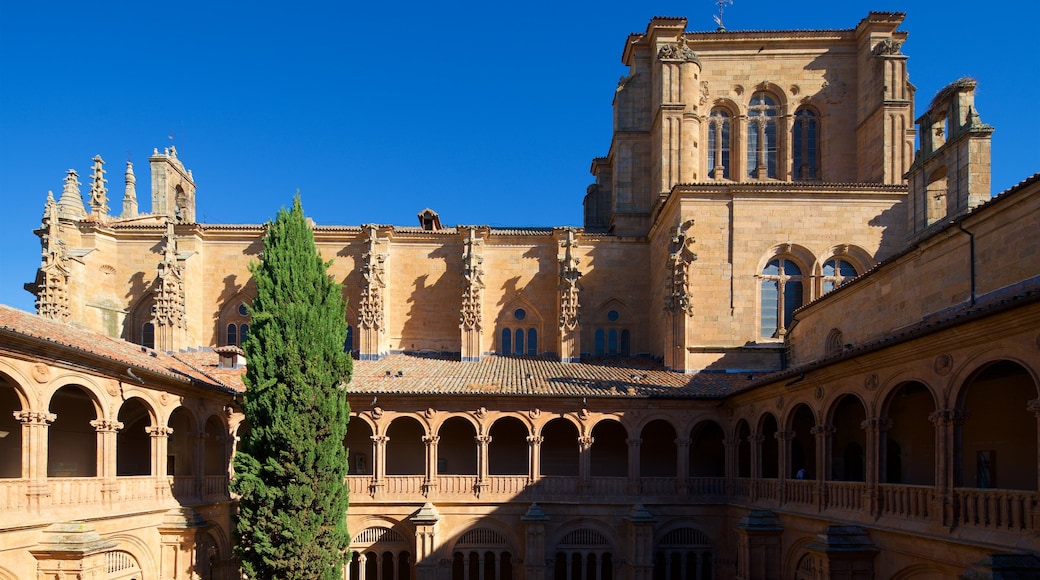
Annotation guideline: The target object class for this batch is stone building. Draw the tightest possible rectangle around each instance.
[2,11,1039,580]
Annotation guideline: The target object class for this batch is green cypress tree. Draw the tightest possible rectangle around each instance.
[231,195,352,579]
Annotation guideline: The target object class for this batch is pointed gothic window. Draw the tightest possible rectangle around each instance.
[793,108,820,180]
[747,93,778,179]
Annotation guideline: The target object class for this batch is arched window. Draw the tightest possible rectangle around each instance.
[792,108,820,180]
[822,258,858,293]
[226,323,238,347]
[707,108,731,179]
[760,258,803,338]
[498,307,538,356]
[344,324,354,353]
[220,298,252,347]
[501,329,511,355]
[527,328,537,356]
[747,93,778,179]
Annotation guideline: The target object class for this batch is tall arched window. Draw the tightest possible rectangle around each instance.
[793,108,820,180]
[707,108,730,179]
[747,93,778,179]
[822,258,858,293]
[142,322,155,349]
[760,258,803,338]
[499,308,538,356]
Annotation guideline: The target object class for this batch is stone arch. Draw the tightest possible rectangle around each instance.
[786,403,816,479]
[0,368,28,478]
[167,405,198,479]
[590,417,628,477]
[0,362,32,411]
[735,418,752,478]
[450,521,518,580]
[344,413,374,475]
[783,537,817,580]
[541,416,579,476]
[688,419,725,477]
[47,383,101,477]
[347,521,414,580]
[106,534,156,580]
[438,416,478,475]
[125,287,158,347]
[488,415,529,476]
[640,418,678,477]
[202,413,228,477]
[955,359,1038,490]
[116,396,155,476]
[757,412,780,478]
[0,567,19,580]
[826,393,868,481]
[748,81,790,110]
[551,521,617,580]
[653,524,714,580]
[385,415,426,476]
[890,563,955,580]
[879,381,937,485]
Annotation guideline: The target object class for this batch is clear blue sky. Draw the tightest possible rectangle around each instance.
[2,1,1038,313]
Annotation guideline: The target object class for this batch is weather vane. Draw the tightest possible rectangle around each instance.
[714,0,733,32]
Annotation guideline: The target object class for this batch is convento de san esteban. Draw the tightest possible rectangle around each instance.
[2,10,1039,580]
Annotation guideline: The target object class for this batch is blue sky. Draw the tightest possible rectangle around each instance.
[2,1,1038,313]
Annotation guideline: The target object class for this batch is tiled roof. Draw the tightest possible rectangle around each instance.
[0,305,236,394]
[347,353,753,399]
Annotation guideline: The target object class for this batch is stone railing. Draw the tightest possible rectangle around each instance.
[49,478,102,507]
[589,476,628,496]
[170,476,196,498]
[383,475,424,496]
[755,478,779,501]
[641,477,678,496]
[203,475,229,500]
[784,480,814,505]
[485,475,528,497]
[955,487,1036,531]
[688,477,727,497]
[733,478,753,499]
[878,483,930,520]
[117,475,155,502]
[0,479,28,511]
[824,481,866,511]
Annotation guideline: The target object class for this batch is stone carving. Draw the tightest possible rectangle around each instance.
[31,363,49,383]
[155,220,187,333]
[460,227,485,331]
[864,373,879,391]
[90,419,123,432]
[529,408,541,419]
[578,408,590,421]
[424,407,436,420]
[475,406,488,419]
[664,219,697,316]
[933,353,953,375]
[159,392,170,406]
[775,396,784,410]
[657,42,700,64]
[88,155,108,217]
[371,406,384,419]
[558,228,582,331]
[35,192,71,321]
[146,425,174,437]
[700,80,710,105]
[872,38,903,56]
[814,385,824,400]
[15,411,56,425]
[359,225,387,332]
[616,74,636,93]
[928,408,969,426]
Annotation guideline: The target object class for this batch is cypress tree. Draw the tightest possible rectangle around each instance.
[231,195,352,579]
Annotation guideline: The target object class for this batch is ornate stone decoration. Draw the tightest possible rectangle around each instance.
[90,419,123,432]
[864,373,879,391]
[528,408,541,419]
[88,155,108,218]
[664,219,697,316]
[775,396,784,410]
[616,74,636,93]
[928,408,969,426]
[460,227,485,331]
[810,424,836,437]
[155,220,187,332]
[15,410,56,425]
[578,408,590,422]
[35,192,71,321]
[814,385,824,400]
[121,160,138,219]
[31,363,50,383]
[371,406,384,419]
[933,353,953,375]
[872,38,903,56]
[424,407,436,420]
[475,406,488,419]
[558,228,582,331]
[146,425,174,437]
[657,38,700,64]
[359,225,387,332]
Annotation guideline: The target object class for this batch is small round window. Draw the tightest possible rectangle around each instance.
[514,308,527,321]
[238,303,249,317]
[607,310,620,322]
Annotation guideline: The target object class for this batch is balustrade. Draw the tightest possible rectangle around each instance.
[784,479,814,505]
[878,483,930,520]
[435,475,478,495]
[117,476,155,502]
[641,477,678,496]
[203,475,229,500]
[824,481,866,511]
[49,478,102,506]
[754,478,779,501]
[0,479,28,511]
[383,475,424,495]
[733,478,753,499]
[955,488,1037,531]
[688,477,727,496]
[485,475,528,496]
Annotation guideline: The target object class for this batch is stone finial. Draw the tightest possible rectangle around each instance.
[122,160,138,219]
[57,169,86,221]
[89,155,108,218]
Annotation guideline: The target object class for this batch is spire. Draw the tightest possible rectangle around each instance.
[88,155,108,218]
[121,160,138,218]
[56,169,86,221]
[35,191,71,321]
[154,218,187,350]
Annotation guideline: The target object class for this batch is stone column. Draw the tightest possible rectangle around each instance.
[422,435,439,496]
[475,434,491,497]
[776,430,795,504]
[1031,399,1040,530]
[749,433,764,500]
[723,437,739,497]
[372,435,388,497]
[676,437,690,496]
[811,424,835,512]
[578,435,595,494]
[627,437,642,494]
[527,435,543,484]
[149,425,173,499]
[861,417,889,516]
[17,411,54,513]
[158,507,208,580]
[91,418,123,507]
[929,408,966,528]
[522,503,550,580]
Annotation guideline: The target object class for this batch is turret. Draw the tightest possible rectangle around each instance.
[149,146,196,223]
[121,160,138,219]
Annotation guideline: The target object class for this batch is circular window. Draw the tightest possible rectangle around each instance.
[238,303,249,317]
[514,308,526,321]
[607,310,620,322]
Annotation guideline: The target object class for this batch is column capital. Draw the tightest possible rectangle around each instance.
[15,410,55,425]
[526,435,543,445]
[810,424,835,437]
[928,408,969,426]
[748,433,765,443]
[90,419,124,432]
[775,430,796,441]
[147,425,174,437]
[475,434,492,444]
[422,435,439,446]
[578,436,594,450]
[626,438,642,447]
[372,435,389,444]
[675,437,691,447]
[860,417,892,431]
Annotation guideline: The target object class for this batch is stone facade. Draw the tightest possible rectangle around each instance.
[3,11,1039,580]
